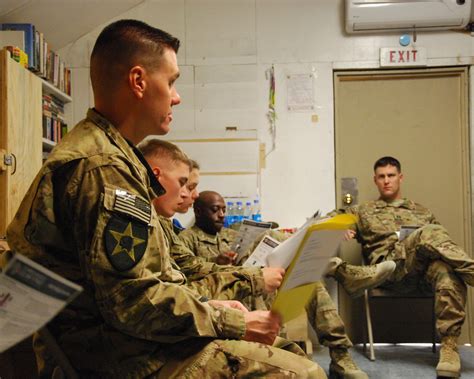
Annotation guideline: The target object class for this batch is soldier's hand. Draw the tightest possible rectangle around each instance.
[262,267,285,293]
[215,251,238,265]
[343,229,356,241]
[242,310,281,345]
[208,299,249,313]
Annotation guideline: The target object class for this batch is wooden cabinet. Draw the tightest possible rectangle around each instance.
[0,48,42,238]
[0,48,72,238]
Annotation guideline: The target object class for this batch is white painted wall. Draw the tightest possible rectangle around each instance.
[58,0,474,228]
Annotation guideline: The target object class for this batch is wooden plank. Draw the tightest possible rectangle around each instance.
[0,49,42,237]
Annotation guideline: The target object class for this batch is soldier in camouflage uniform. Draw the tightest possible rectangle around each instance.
[178,190,369,379]
[139,139,285,307]
[5,20,327,378]
[172,159,200,234]
[333,156,474,378]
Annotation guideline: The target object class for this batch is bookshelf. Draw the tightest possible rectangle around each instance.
[41,76,72,103]
[41,77,71,152]
[0,49,72,236]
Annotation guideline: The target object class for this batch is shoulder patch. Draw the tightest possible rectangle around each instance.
[114,189,151,225]
[105,215,148,271]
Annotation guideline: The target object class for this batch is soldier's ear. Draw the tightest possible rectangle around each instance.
[152,167,162,180]
[129,65,146,99]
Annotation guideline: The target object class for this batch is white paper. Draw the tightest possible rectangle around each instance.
[287,73,315,111]
[0,254,82,353]
[265,215,329,269]
[265,227,307,269]
[399,225,420,241]
[281,229,345,291]
[242,235,281,267]
[232,219,273,261]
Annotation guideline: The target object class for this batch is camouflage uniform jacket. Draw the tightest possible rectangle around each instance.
[160,216,265,289]
[6,109,245,378]
[178,225,238,262]
[345,198,439,264]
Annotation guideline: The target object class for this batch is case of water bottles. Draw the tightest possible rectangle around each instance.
[224,198,262,227]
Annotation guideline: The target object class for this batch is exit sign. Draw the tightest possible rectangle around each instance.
[380,47,427,67]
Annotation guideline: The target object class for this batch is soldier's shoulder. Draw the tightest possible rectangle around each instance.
[179,225,203,240]
[410,200,432,214]
[221,227,239,239]
[354,201,378,212]
[44,125,123,177]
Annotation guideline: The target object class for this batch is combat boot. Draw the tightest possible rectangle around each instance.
[436,336,461,378]
[326,257,396,298]
[329,347,368,379]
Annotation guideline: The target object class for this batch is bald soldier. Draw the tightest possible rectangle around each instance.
[179,191,374,379]
[5,20,325,378]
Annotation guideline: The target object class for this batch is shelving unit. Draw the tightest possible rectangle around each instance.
[42,137,56,151]
[41,76,72,152]
[0,48,73,235]
[41,77,72,103]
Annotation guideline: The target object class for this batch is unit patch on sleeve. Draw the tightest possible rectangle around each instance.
[105,215,148,271]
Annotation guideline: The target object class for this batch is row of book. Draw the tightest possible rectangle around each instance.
[0,23,71,96]
[43,94,68,143]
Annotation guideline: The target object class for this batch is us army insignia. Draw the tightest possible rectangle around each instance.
[105,216,148,271]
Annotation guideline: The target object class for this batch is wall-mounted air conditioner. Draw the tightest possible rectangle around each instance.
[346,0,471,33]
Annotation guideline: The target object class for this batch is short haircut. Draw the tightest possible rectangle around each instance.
[90,19,180,97]
[138,139,191,169]
[193,191,222,210]
[190,159,200,171]
[374,156,401,172]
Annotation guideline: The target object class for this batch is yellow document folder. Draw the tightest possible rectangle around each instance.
[271,214,357,323]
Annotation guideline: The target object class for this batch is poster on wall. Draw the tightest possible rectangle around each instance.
[286,73,315,111]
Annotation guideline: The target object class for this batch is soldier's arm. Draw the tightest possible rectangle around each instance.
[67,158,247,342]
[175,231,266,294]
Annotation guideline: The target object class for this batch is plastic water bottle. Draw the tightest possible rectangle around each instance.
[224,201,234,227]
[252,199,262,222]
[243,201,252,220]
[235,201,244,223]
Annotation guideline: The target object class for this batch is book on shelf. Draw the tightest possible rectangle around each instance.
[42,93,68,143]
[0,23,71,96]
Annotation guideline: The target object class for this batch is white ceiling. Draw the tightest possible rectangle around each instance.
[0,0,144,50]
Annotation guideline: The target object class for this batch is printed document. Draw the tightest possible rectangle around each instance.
[242,235,281,267]
[231,219,273,262]
[398,225,420,241]
[269,214,357,322]
[0,253,82,353]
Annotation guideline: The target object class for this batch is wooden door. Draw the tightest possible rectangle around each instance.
[0,49,42,238]
[334,67,472,344]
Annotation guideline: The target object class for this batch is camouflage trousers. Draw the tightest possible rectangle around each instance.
[156,337,326,378]
[188,272,352,350]
[306,281,353,349]
[381,224,470,337]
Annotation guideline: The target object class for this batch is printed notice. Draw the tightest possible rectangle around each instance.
[287,73,314,111]
[0,253,82,353]
[242,235,281,267]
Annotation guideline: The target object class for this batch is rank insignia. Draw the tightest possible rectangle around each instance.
[105,216,148,271]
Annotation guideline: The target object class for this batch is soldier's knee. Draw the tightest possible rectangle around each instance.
[427,260,467,295]
[418,224,450,244]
